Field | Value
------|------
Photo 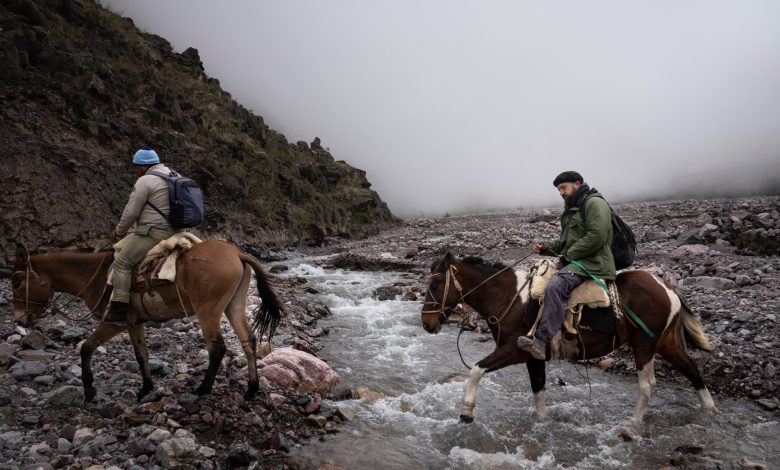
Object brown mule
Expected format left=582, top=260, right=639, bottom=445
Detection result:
left=11, top=240, right=284, bottom=402
left=421, top=252, right=716, bottom=423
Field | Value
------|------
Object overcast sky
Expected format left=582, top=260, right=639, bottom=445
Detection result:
left=102, top=1, right=780, bottom=217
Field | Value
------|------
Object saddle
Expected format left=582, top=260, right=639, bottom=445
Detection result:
left=109, top=232, right=202, bottom=291
left=525, top=259, right=623, bottom=359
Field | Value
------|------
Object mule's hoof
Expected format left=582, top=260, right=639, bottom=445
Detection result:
left=136, top=386, right=154, bottom=403
left=459, top=415, right=474, bottom=424
left=244, top=383, right=259, bottom=400
left=84, top=388, right=96, bottom=403
left=194, top=386, right=212, bottom=396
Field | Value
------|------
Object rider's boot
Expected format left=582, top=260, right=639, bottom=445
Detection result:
left=103, top=301, right=129, bottom=326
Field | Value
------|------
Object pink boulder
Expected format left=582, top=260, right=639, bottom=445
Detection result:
left=258, top=348, right=340, bottom=395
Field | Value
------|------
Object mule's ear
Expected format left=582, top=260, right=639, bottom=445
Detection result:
left=15, top=244, right=29, bottom=264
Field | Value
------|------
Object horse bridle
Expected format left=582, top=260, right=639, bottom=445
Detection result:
left=421, top=264, right=465, bottom=318
left=422, top=258, right=532, bottom=320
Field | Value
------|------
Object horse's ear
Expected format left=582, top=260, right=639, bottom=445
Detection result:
left=15, top=244, right=29, bottom=265
left=444, top=251, right=455, bottom=265
left=431, top=251, right=453, bottom=273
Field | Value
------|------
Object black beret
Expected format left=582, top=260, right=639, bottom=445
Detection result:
left=552, top=171, right=583, bottom=187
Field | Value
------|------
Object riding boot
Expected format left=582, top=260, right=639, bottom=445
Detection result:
left=517, top=336, right=546, bottom=360
left=104, top=301, right=129, bottom=326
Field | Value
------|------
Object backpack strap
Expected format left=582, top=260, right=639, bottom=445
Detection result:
left=579, top=193, right=606, bottom=223
left=145, top=170, right=175, bottom=222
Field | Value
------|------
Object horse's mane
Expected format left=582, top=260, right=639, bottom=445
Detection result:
left=430, top=254, right=508, bottom=272
left=462, top=256, right=508, bottom=270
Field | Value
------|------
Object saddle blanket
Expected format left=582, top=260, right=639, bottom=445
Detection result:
left=529, top=259, right=610, bottom=309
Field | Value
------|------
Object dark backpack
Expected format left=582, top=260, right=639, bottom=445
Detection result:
left=147, top=170, right=204, bottom=229
left=580, top=196, right=637, bottom=270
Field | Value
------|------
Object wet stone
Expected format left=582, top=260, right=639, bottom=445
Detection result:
left=0, top=405, right=17, bottom=429
left=126, top=437, right=156, bottom=457
left=155, top=437, right=199, bottom=469
left=10, top=360, right=47, bottom=380
left=61, top=327, right=88, bottom=342
left=1, top=430, right=25, bottom=450
left=21, top=330, right=50, bottom=350
left=43, top=385, right=85, bottom=407
left=755, top=399, right=778, bottom=411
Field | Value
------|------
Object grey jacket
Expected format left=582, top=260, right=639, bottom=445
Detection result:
left=115, top=164, right=174, bottom=236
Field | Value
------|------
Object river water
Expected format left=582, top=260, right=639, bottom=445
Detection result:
left=280, top=257, right=778, bottom=469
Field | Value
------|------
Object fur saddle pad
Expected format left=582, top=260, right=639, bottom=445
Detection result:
left=529, top=259, right=610, bottom=309
left=108, top=232, right=202, bottom=285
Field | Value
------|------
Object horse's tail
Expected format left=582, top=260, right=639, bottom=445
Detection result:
left=677, top=289, right=712, bottom=352
left=239, top=253, right=285, bottom=341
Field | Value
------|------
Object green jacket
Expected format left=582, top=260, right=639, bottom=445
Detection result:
left=542, top=193, right=616, bottom=280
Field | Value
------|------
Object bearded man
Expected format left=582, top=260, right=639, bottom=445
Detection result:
left=517, top=171, right=615, bottom=360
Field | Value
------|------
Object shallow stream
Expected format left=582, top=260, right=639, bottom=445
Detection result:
left=280, top=258, right=778, bottom=469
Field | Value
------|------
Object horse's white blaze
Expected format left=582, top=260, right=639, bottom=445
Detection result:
left=533, top=391, right=547, bottom=419
left=697, top=388, right=717, bottom=411
left=632, top=359, right=656, bottom=422
left=515, top=270, right=530, bottom=304
left=650, top=275, right=681, bottom=330
left=461, top=365, right=486, bottom=417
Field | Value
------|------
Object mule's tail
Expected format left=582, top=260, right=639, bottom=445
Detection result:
left=239, top=253, right=285, bottom=341
left=677, top=289, right=712, bottom=352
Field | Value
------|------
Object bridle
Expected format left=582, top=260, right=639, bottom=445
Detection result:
left=11, top=264, right=53, bottom=319
left=421, top=253, right=536, bottom=369
left=421, top=264, right=465, bottom=318
left=12, top=254, right=109, bottom=322
left=422, top=252, right=535, bottom=320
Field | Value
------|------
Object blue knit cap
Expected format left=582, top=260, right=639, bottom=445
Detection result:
left=132, top=148, right=160, bottom=165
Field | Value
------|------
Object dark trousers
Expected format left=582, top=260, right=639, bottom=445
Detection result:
left=535, top=266, right=586, bottom=343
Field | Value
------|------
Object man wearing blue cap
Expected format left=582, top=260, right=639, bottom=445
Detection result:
left=517, top=171, right=615, bottom=360
left=105, top=148, right=177, bottom=325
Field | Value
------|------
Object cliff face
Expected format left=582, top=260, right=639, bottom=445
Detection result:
left=0, top=0, right=397, bottom=265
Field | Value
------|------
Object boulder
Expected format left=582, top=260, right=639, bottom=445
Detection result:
left=670, top=245, right=710, bottom=260
left=9, top=360, right=46, bottom=380
left=155, top=437, right=199, bottom=469
left=642, top=231, right=667, bottom=242
left=20, top=330, right=49, bottom=350
left=258, top=348, right=340, bottom=395
left=43, top=386, right=85, bottom=406
left=676, top=228, right=703, bottom=246
left=682, top=276, right=737, bottom=290
left=372, top=285, right=402, bottom=301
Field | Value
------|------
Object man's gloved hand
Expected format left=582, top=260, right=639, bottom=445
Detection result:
left=111, top=230, right=119, bottom=243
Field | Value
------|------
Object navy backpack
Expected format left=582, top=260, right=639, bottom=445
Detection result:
left=147, top=170, right=204, bottom=229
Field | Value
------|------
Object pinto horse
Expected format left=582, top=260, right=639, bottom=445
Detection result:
left=11, top=241, right=284, bottom=402
left=421, top=252, right=716, bottom=423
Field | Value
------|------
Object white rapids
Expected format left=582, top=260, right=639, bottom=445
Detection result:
left=280, top=257, right=778, bottom=469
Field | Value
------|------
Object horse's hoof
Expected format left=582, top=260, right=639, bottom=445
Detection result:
left=84, top=388, right=96, bottom=403
left=194, top=386, right=212, bottom=396
left=459, top=415, right=474, bottom=424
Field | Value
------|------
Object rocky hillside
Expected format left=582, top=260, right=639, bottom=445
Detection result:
left=0, top=0, right=396, bottom=266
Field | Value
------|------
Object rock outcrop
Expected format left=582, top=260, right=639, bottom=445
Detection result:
left=0, top=0, right=397, bottom=266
